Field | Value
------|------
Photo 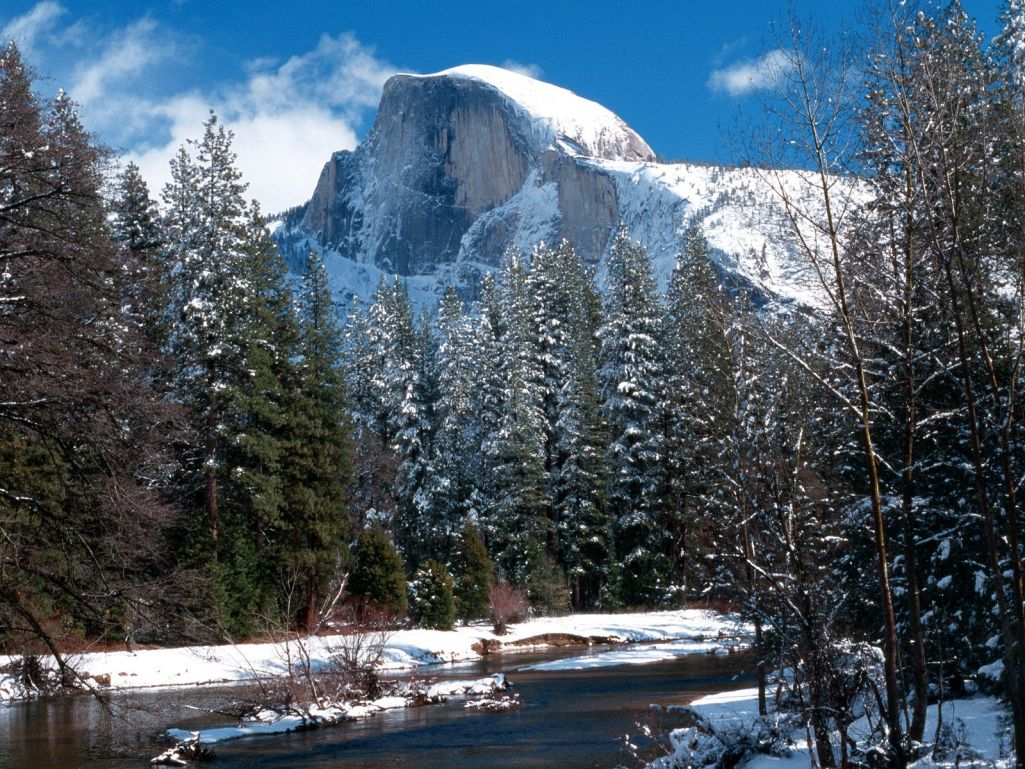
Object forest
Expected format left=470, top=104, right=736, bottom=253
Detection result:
left=4, top=1, right=1025, bottom=768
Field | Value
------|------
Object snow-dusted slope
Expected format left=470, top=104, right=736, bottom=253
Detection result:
left=275, top=64, right=825, bottom=314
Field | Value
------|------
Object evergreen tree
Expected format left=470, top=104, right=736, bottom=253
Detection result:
left=161, top=114, right=305, bottom=634
left=0, top=46, right=187, bottom=656
left=350, top=522, right=408, bottom=616
left=531, top=242, right=610, bottom=609
left=364, top=280, right=435, bottom=565
left=110, top=161, right=164, bottom=260
left=451, top=520, right=495, bottom=622
left=278, top=250, right=354, bottom=627
left=342, top=299, right=396, bottom=528
left=222, top=203, right=295, bottom=623
left=662, top=222, right=734, bottom=599
left=276, top=249, right=354, bottom=630
left=423, top=286, right=476, bottom=556
left=409, top=559, right=456, bottom=630
left=109, top=161, right=166, bottom=350
left=485, top=250, right=550, bottom=587
left=598, top=228, right=671, bottom=606
left=162, top=111, right=250, bottom=556
left=468, top=273, right=508, bottom=540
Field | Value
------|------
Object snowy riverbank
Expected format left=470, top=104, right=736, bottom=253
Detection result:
left=647, top=685, right=1011, bottom=769
left=0, top=608, right=746, bottom=704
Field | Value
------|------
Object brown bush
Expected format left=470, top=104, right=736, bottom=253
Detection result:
left=489, top=582, right=529, bottom=635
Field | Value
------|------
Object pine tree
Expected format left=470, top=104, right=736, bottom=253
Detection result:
left=468, top=273, right=508, bottom=540
left=110, top=162, right=166, bottom=347
left=451, top=520, right=495, bottom=622
left=350, top=522, right=408, bottom=616
left=409, top=559, right=456, bottom=630
left=161, top=114, right=309, bottom=634
left=279, top=249, right=354, bottom=631
left=111, top=162, right=163, bottom=260
left=362, top=280, right=436, bottom=565
left=342, top=299, right=396, bottom=528
left=427, top=287, right=479, bottom=550
left=598, top=228, right=670, bottom=606
left=485, top=250, right=551, bottom=587
left=162, top=111, right=251, bottom=555
left=531, top=242, right=609, bottom=609
left=662, top=222, right=734, bottom=600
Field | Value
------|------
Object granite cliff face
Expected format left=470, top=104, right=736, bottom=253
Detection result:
left=276, top=65, right=816, bottom=310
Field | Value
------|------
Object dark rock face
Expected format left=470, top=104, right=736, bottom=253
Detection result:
left=290, top=68, right=656, bottom=278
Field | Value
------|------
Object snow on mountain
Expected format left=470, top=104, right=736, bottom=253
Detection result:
left=424, top=64, right=656, bottom=162
left=274, top=64, right=827, bottom=314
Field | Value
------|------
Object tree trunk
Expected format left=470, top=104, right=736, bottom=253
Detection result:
left=205, top=430, right=218, bottom=548
left=205, top=366, right=219, bottom=551
left=756, top=616, right=767, bottom=717
left=898, top=156, right=929, bottom=747
left=939, top=257, right=1025, bottom=769
left=304, top=579, right=319, bottom=633
left=812, top=127, right=905, bottom=768
left=804, top=620, right=836, bottom=769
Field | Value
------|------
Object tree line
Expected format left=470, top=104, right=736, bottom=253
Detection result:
left=0, top=44, right=354, bottom=661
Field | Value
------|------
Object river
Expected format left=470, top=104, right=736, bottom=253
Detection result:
left=0, top=646, right=753, bottom=769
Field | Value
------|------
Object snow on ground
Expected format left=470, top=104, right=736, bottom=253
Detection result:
left=521, top=637, right=747, bottom=672
left=0, top=609, right=745, bottom=704
left=162, top=675, right=509, bottom=747
left=648, top=685, right=1011, bottom=769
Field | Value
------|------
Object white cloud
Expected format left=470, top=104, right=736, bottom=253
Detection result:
left=0, top=4, right=397, bottom=213
left=72, top=18, right=175, bottom=105
left=1, top=1, right=66, bottom=57
left=707, top=48, right=794, bottom=97
left=122, top=32, right=396, bottom=213
left=128, top=94, right=361, bottom=215
left=501, top=59, right=543, bottom=79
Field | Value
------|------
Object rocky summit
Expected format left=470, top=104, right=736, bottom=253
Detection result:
left=275, top=64, right=813, bottom=311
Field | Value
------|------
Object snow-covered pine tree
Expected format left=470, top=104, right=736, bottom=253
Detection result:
left=485, top=249, right=551, bottom=589
left=662, top=222, right=734, bottom=601
left=341, top=299, right=396, bottom=527
left=467, top=272, right=507, bottom=542
left=161, top=115, right=310, bottom=633
left=110, top=161, right=164, bottom=261
left=598, top=228, right=671, bottom=606
left=427, top=286, right=481, bottom=553
left=110, top=162, right=166, bottom=350
left=162, top=112, right=251, bottom=556
left=532, top=242, right=610, bottom=609
left=365, top=279, right=435, bottom=566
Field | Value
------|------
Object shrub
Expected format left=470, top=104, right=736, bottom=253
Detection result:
left=349, top=523, right=407, bottom=616
left=409, top=560, right=456, bottom=630
left=489, top=582, right=529, bottom=635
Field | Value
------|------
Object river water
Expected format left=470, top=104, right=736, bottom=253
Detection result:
left=0, top=646, right=753, bottom=769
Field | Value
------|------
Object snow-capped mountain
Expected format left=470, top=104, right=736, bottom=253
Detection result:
left=275, top=64, right=817, bottom=311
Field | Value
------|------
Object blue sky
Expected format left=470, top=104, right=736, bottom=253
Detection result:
left=0, top=0, right=1006, bottom=212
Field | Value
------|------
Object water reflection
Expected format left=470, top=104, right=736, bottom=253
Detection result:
left=0, top=647, right=752, bottom=769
